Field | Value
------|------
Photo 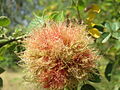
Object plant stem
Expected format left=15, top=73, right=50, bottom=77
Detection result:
left=76, top=6, right=82, bottom=24
left=0, top=36, right=26, bottom=48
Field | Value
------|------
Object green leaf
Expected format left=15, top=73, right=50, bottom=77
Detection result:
left=27, top=15, right=45, bottom=32
left=77, top=0, right=85, bottom=10
left=0, top=27, right=8, bottom=38
left=96, top=32, right=108, bottom=43
left=112, top=32, right=120, bottom=40
left=105, top=62, right=114, bottom=81
left=105, top=22, right=112, bottom=32
left=81, top=84, right=96, bottom=90
left=52, top=11, right=65, bottom=22
left=64, top=87, right=70, bottom=90
left=78, top=0, right=84, bottom=6
left=105, top=22, right=120, bottom=32
left=88, top=28, right=101, bottom=38
left=0, top=16, right=11, bottom=26
left=0, top=78, right=3, bottom=87
left=93, top=25, right=104, bottom=32
left=111, top=22, right=120, bottom=31
left=102, top=33, right=111, bottom=43
left=49, top=13, right=58, bottom=19
left=0, top=67, right=5, bottom=74
left=12, top=25, right=25, bottom=38
left=116, top=0, right=120, bottom=2
left=88, top=69, right=101, bottom=83
left=114, top=41, right=120, bottom=50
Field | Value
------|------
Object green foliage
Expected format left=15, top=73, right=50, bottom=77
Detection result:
left=27, top=14, right=45, bottom=32
left=105, top=22, right=120, bottom=32
left=105, top=62, right=114, bottom=81
left=0, top=16, right=25, bottom=70
left=0, top=42, right=22, bottom=69
left=64, top=87, right=70, bottom=90
left=94, top=20, right=120, bottom=89
left=102, top=32, right=111, bottom=43
left=93, top=25, right=104, bottom=32
left=81, top=84, right=96, bottom=90
left=88, top=69, right=101, bottom=83
left=49, top=11, right=65, bottom=22
left=0, top=16, right=11, bottom=26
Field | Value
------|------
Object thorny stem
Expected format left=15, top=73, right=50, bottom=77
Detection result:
left=0, top=36, right=26, bottom=48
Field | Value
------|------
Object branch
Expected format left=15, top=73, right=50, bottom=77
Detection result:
left=76, top=6, right=82, bottom=24
left=0, top=36, right=26, bottom=48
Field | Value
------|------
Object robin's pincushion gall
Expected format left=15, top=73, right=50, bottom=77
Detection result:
left=21, top=22, right=99, bottom=90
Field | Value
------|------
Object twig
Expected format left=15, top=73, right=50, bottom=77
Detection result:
left=0, top=36, right=26, bottom=48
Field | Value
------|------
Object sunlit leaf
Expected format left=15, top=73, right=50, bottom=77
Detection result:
left=87, top=21, right=95, bottom=27
left=112, top=32, right=120, bottom=40
left=91, top=4, right=100, bottom=13
left=87, top=12, right=96, bottom=21
left=0, top=16, right=11, bottom=26
left=102, top=33, right=111, bottom=43
left=88, top=28, right=101, bottom=38
left=105, top=22, right=120, bottom=32
left=91, top=23, right=96, bottom=27
left=97, top=32, right=110, bottom=43
left=111, top=22, right=120, bottom=31
left=86, top=4, right=100, bottom=13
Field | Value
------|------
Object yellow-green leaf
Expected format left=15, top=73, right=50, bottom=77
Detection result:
left=90, top=4, right=100, bottom=13
left=88, top=28, right=101, bottom=38
left=87, top=12, right=96, bottom=21
left=0, top=16, right=11, bottom=26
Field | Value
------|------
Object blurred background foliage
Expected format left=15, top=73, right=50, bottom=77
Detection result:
left=1, top=0, right=120, bottom=27
left=0, top=0, right=120, bottom=90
